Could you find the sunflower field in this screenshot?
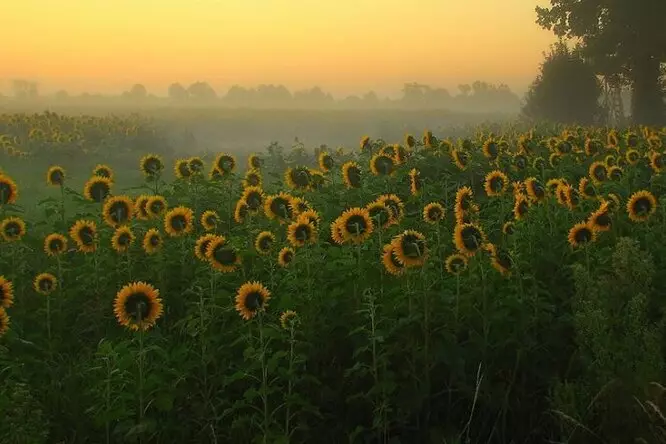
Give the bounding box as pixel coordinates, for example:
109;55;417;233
1;116;666;444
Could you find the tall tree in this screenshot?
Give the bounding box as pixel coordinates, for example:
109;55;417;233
168;83;189;101
536;0;666;125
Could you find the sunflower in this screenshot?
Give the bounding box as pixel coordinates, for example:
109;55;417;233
445;253;468;275
484;170;509;196
206;236;241;272
134;195;151;220
146;195;167;218
83;176;112;202
585;138;603;156
524;177;546;202
409;168;422;196
382;243;406;276
214;153;236;175
341;161;362;188
391;230;428;267
92;164;114;181
142;229;162;255
46;166;66;186
568;222;597;248
625;149;640;166
242;186;265;213
650;152;664;173
0;276;14;308
140;154;164;177
454;186;474;216
486;244;513;276
549;152;561;167
454;223;486;256
318;152;334;172
0;174;18;205
278;247;295;267
546;178;565;195
280;310;299;330
287;219;317;247
164;206;194;237
188;157;205;175
502;221;515;235
588;201;612;232
513;195;530;220
103;196;134;227
110;226;134;253
248;154;262;170
392;144;409;164
113;281;163;331
34;273;57;295
405;134;416;149
234;199;249;224
174;159;192;179
264;192;294;222
482;139;499;160
289;197;311;216
626;190;657;223
0;308;10;338
284;166;313;191
254;231;275;255
648;135;663;150
338;207;374;244
69;220;97;253
200;210;219;231
235;281;271;321
329;218;346;245
377;194;405;225
297;210;321;229
243;169;262;188
607;130;619;148
423;202;446;224
513;153;528;170
608;166;623;181
195;233;218;261
604;154;617;167
309;169;326;190
369;153;395;176
557;184;580;210
578;177;597;199
554;139;572;156
626;132;639;148
451;149;469;170
1;217;26;241
603;193;622;213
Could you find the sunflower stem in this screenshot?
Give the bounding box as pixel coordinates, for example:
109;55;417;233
59;183;66;229
137;318;145;444
285;323;295;438
257;311;269;444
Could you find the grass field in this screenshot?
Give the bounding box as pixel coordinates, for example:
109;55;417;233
1;112;666;443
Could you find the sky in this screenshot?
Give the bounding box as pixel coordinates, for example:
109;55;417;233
1;0;556;98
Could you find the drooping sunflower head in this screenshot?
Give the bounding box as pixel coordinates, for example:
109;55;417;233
608;166;623;181
585;138;603;156
454;186;474;214
408;168;422;196
625;132;639;148
34;273;57;295
588;201;612;232
369;153;395;176
164;206;194;237
254;231;275;255
113;281;163;331
309;169;327;190
103;195;134;227
83;176;112;202
195;233;219;261
489;245;513;276
625;149;640;166
287;219;317;248
454;223;486;256
69;220;97;253
318;152;335;172
134;195;151;220
248;154;262;170
284;166;313;190
329;218;346;245
111;226;135;253
280;310;299;330
200;210;220;231
578;177;597;199
0;307;9;338
589;161;608;184
626;190;657;223
339;207;374;244
423;202;446;224
234;199;250;224
502;221;515;236
174;159;192;179
382;243;406;276
392;230;428;267
451;149;469;170
146;195;167;218
341;161;362;189
278;247;295;267
142;228;162;255
568;222;596;248
650;152;664;173
648;134;663;150
604;154;617;167
92;164;114;181
0;174;19;205
297;210;321;230
140;154;164;177
0;276;14;308
377;194;404;224
524;177;546;202
405;134;416;149
46;166;66;186
392;144;409;164
513;153;528;170
243;169;262;188
607;130;619;148
482;139;499;160
445;253;468;275
235;281;271;321
242;186;265;213
554;139;572;156
206;236;241;273
513;195;530;220
360;135;371;150
546;178;565;196
549;152;561;167
188;157;205;175
214;153;236;175
1;217;26;242
484;170;509;196
264;192;294;222
289;197;311;216
603;193;622;213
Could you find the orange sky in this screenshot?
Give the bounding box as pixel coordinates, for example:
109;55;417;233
1;0;556;97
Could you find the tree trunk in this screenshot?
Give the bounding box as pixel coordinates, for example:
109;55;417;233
630;56;664;125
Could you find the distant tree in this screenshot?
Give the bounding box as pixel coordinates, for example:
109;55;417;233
12;80;38;99
224;85;254;106
457;84;472;97
168;83;189;101
54;90;69;101
125;84;147;100
523;43;602;124
256;84;292;106
187;82;217;101
293;87;333;107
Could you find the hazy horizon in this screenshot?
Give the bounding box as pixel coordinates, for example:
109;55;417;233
3;0;556;99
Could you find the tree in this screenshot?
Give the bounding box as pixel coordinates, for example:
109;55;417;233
12;80;38;100
168;83;188;101
125;84;147;100
536;0;666;125
523;43;602;124
187;82;217;101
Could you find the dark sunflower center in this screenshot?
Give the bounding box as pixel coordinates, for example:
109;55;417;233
569;190;580;206
50;170;64;184
251;158;262;168
369;206;390;226
374;156;394;175
149;201;164;214
247;174;260;186
205;215;216;226
243;291;264;310
144;158;162;174
109;202;130;224
450;258;465;272
427;206;443;220
515;155;526;169
281;251;293;263
189;160;203;172
610;168;622;180
79;226;95;245
529;182;545;198
595;212;611;227
4;222;21;236
485;142;498;157
169;214;187;231
345;215;368;235
178;163;192;177
583;183;596;196
117;233;131;246
124;292;151;321
628;135;638;147
346;167;361;187
490;176;504;192
534;158;546;170
218;157;234;172
149;234;160;246
38;278;54;292
0;182;13;204
517;201;528;215
294;224;311;241
558;141;571;153
461;226;482;250
236;203;249;218
258;236;272;250
198;239;212;256
213;247;237;265
271;198;292;219
90;182;110;202
654;155;663;168
495;251;512;269
456;151;469;165
503;223;514;235
574;227;592;243
95;169;111;178
322;156;334;169
246;192;262;210
400;234;426;258
291;169;312;187
459;196;471;211
633;198;653;215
